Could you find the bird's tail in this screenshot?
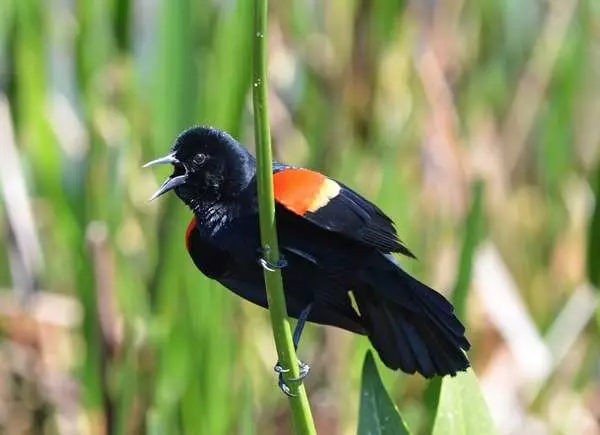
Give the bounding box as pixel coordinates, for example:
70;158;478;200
354;255;470;378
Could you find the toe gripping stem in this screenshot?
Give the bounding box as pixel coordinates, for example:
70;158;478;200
274;361;311;397
259;257;288;272
258;247;288;272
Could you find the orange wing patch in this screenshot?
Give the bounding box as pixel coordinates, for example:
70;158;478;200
273;168;341;215
185;216;197;252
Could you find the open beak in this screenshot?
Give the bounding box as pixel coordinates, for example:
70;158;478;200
143;153;179;168
143;153;187;201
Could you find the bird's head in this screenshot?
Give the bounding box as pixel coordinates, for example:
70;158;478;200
144;126;255;209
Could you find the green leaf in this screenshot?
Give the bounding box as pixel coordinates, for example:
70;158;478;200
432;370;497;435
588;163;600;289
358;351;411;435
422;377;442;434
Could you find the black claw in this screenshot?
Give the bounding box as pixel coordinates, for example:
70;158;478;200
274;362;290;374
278;374;296;397
257;247;288;272
258;256;288;272
287;361;310;382
273;360;310;395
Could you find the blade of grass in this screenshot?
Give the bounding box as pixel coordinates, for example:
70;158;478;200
111;0;131;53
588;163;600;289
252;0;316;433
452;179;485;319
201;0;253;134
145;1;197;433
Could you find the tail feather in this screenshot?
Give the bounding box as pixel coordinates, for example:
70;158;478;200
384;305;435;375
355;255;470;378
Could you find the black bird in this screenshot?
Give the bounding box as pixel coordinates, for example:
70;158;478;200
144;126;470;395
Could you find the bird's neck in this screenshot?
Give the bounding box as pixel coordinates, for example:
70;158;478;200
188;153;257;235
223;145;257;198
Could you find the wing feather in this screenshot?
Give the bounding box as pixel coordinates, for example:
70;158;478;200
273;166;415;257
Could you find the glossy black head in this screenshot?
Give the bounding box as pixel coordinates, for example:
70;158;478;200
144;126;256;210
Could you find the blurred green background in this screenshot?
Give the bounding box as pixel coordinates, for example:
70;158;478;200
0;0;599;434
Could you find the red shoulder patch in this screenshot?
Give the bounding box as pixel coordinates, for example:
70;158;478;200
185;216;197;252
273;168;341;216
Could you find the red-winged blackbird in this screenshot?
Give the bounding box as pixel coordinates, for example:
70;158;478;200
145;126;470;394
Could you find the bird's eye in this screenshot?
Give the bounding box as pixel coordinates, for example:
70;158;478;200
193;153;207;166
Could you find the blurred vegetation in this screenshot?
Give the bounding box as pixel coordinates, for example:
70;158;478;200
0;0;598;434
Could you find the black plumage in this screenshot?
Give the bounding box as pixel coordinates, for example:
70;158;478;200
145;126;471;382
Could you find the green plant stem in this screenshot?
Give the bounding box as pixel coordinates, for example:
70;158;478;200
252;0;316;433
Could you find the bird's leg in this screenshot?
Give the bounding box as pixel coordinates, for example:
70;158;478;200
258;247;288;272
274;303;313;396
292;303;312;350
290;303;312;380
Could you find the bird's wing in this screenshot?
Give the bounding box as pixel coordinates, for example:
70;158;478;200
272;166;415;257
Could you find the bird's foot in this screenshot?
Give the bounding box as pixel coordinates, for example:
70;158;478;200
258;248;288;272
273;360;311;397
